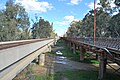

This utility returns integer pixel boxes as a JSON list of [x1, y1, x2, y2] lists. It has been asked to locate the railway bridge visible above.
[[0, 38, 56, 80], [62, 37, 120, 79]]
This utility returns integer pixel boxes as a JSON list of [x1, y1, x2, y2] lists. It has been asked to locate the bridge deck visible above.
[[0, 38, 55, 80]]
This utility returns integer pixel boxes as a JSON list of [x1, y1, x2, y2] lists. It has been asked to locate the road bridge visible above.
[[62, 37, 120, 79], [0, 38, 56, 80]]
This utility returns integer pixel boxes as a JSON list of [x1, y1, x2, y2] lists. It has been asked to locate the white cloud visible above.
[[55, 15, 76, 26], [70, 0, 82, 5], [59, 0, 82, 5], [86, 0, 118, 15], [15, 0, 53, 13], [54, 15, 79, 36], [55, 27, 68, 36], [113, 11, 119, 15], [64, 15, 74, 21], [86, 0, 101, 9], [87, 0, 116, 10], [110, 1, 116, 8], [58, 0, 67, 1], [0, 3, 5, 10]]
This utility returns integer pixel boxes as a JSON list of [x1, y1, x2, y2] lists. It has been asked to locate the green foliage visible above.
[[108, 13, 120, 37], [31, 17, 56, 39], [66, 20, 83, 37], [66, 0, 120, 38], [114, 0, 120, 12], [54, 70, 120, 80], [0, 0, 31, 41], [0, 0, 57, 41]]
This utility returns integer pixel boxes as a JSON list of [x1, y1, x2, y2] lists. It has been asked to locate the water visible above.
[[54, 51, 67, 64], [56, 51, 63, 55]]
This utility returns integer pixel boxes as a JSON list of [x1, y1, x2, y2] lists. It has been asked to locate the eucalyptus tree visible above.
[[82, 10, 94, 37], [17, 4, 30, 39], [31, 17, 53, 38], [0, 0, 31, 41], [114, 0, 120, 12], [96, 9, 111, 37], [65, 0, 119, 38], [0, 0, 19, 41], [108, 13, 120, 37]]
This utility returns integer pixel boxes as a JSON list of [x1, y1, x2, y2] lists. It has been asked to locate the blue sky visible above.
[[0, 0, 116, 36]]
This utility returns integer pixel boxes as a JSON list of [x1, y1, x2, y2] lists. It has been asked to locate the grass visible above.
[[56, 40, 99, 64], [35, 74, 54, 80], [54, 70, 98, 80], [53, 70, 120, 80], [35, 75, 46, 80], [34, 69, 120, 80], [81, 58, 99, 64]]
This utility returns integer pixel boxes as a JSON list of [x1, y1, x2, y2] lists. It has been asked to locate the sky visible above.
[[0, 0, 116, 36]]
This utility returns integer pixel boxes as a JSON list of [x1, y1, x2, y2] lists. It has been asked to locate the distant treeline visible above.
[[65, 0, 120, 38], [0, 0, 57, 42]]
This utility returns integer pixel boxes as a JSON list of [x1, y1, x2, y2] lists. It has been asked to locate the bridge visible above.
[[0, 38, 56, 80], [61, 37, 120, 79], [0, 37, 120, 79]]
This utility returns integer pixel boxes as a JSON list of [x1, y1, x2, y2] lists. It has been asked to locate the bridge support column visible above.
[[69, 42, 72, 50], [47, 45, 52, 52], [98, 52, 107, 79], [38, 53, 45, 66], [72, 44, 76, 54], [54, 39, 57, 46], [96, 54, 98, 60], [79, 46, 85, 61]]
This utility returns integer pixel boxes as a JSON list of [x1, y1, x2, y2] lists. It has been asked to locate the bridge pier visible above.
[[79, 46, 85, 61], [54, 38, 57, 46], [38, 53, 45, 66], [68, 42, 72, 51], [72, 44, 76, 54], [98, 52, 107, 79], [69, 42, 72, 50], [48, 46, 52, 52]]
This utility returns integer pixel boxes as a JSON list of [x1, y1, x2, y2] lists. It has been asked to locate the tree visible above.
[[82, 11, 94, 37], [17, 4, 30, 39], [96, 9, 111, 37], [65, 0, 119, 38], [114, 0, 120, 12], [0, 0, 31, 41], [98, 0, 112, 14], [108, 13, 120, 37], [31, 17, 54, 38]]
